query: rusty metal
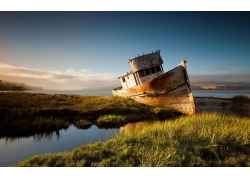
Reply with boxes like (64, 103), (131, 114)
(112, 52), (195, 115)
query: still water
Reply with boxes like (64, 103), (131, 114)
(0, 125), (119, 167)
(0, 89), (250, 167)
(192, 89), (250, 97)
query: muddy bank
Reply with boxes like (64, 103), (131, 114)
(194, 97), (250, 117)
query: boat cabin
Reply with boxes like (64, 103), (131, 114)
(118, 50), (164, 89)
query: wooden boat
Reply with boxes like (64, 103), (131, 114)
(112, 50), (195, 115)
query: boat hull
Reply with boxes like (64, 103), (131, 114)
(112, 65), (195, 115)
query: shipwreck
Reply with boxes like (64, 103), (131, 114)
(112, 50), (195, 115)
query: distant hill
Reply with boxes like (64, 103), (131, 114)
(191, 81), (250, 90)
(0, 79), (43, 91)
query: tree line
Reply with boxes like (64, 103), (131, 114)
(0, 79), (43, 90)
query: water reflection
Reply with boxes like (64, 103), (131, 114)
(1, 122), (119, 144)
(33, 131), (60, 142)
(120, 120), (161, 134)
(1, 128), (66, 143)
(0, 125), (119, 167)
(1, 120), (163, 167)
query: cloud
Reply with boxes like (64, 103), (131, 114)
(1, 63), (250, 90)
(206, 62), (246, 73)
(81, 69), (91, 73)
(0, 63), (120, 90)
(207, 65), (230, 71)
(65, 68), (75, 74)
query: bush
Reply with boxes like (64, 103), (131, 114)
(97, 115), (127, 126)
(74, 119), (92, 129)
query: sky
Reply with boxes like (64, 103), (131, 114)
(1, 10), (250, 90)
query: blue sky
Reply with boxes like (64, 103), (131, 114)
(0, 11), (250, 89)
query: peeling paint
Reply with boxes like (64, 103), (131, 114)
(112, 52), (195, 115)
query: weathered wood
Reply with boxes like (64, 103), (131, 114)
(112, 52), (195, 115)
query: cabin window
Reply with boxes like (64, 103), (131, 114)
(145, 68), (151, 76)
(150, 67), (156, 74)
(122, 77), (126, 82)
(156, 66), (161, 72)
(138, 70), (145, 77)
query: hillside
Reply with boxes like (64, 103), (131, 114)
(191, 81), (250, 90)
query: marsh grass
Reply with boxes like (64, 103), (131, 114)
(230, 95), (250, 117)
(231, 94), (250, 102)
(0, 93), (176, 138)
(74, 119), (92, 129)
(15, 113), (250, 167)
(96, 113), (160, 128)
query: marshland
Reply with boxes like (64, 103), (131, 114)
(1, 92), (250, 167)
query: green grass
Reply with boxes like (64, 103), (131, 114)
(97, 115), (127, 127)
(0, 92), (176, 138)
(2, 93), (250, 166)
(74, 119), (92, 129)
(15, 113), (250, 167)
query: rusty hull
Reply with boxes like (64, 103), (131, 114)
(112, 65), (195, 115)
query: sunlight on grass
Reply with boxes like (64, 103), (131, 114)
(15, 112), (250, 167)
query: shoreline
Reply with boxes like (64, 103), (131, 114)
(0, 92), (249, 117)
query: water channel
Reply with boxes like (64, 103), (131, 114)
(1, 89), (250, 166)
(0, 125), (119, 167)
